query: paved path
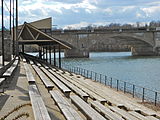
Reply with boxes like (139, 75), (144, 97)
(0, 62), (34, 120)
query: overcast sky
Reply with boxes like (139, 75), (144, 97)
(1, 0), (160, 28)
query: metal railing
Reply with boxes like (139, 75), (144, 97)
(62, 64), (160, 106)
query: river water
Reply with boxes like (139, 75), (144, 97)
(29, 52), (160, 92)
(61, 52), (160, 92)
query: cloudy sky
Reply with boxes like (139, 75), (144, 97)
(1, 0), (160, 29)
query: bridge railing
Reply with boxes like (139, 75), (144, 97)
(62, 64), (160, 106)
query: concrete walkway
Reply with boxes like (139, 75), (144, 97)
(0, 62), (34, 120)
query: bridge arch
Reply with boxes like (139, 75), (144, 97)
(52, 31), (156, 57)
(88, 35), (154, 56)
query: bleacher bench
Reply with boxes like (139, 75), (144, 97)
(23, 63), (35, 84)
(91, 101), (124, 120)
(41, 67), (71, 96)
(0, 78), (5, 92)
(70, 95), (106, 120)
(49, 69), (89, 101)
(32, 65), (54, 91)
(108, 106), (139, 120)
(50, 90), (83, 120)
(3, 59), (19, 77)
(29, 85), (51, 120)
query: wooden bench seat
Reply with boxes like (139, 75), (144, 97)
(32, 65), (54, 91)
(90, 101), (124, 120)
(0, 78), (5, 92)
(41, 63), (49, 69)
(69, 74), (127, 107)
(29, 60), (34, 65)
(35, 62), (41, 67)
(50, 90), (83, 120)
(58, 72), (106, 103)
(109, 106), (139, 120)
(29, 85), (51, 120)
(70, 95), (106, 120)
(3, 59), (19, 77)
(15, 56), (19, 60)
(49, 70), (89, 101)
(145, 116), (160, 120)
(22, 58), (26, 62)
(128, 111), (151, 120)
(40, 67), (71, 96)
(0, 78), (5, 84)
(23, 63), (35, 84)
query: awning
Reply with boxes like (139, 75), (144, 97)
(18, 22), (72, 49)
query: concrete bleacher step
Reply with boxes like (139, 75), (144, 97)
(29, 85), (51, 120)
(50, 90), (83, 120)
(90, 101), (124, 120)
(32, 65), (54, 91)
(49, 69), (89, 101)
(40, 67), (71, 96)
(70, 95), (106, 120)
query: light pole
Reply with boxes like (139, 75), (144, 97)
(10, 0), (12, 35)
(13, 0), (15, 55)
(16, 0), (19, 55)
(1, 0), (4, 66)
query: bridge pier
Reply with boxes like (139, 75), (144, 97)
(64, 48), (89, 58)
(131, 46), (155, 56)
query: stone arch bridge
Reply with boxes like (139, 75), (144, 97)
(52, 29), (160, 58)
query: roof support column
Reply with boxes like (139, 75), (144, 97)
(49, 46), (51, 64)
(59, 44), (61, 69)
(22, 44), (24, 53)
(39, 46), (42, 59)
(42, 46), (45, 60)
(46, 46), (48, 62)
(54, 46), (56, 66)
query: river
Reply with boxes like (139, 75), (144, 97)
(61, 52), (160, 92)
(29, 52), (160, 92)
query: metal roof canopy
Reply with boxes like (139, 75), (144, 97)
(18, 22), (71, 49)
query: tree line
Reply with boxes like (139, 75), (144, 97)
(63, 20), (160, 30)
